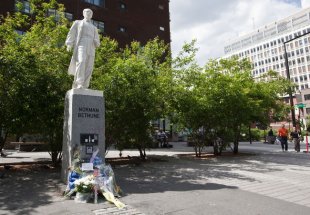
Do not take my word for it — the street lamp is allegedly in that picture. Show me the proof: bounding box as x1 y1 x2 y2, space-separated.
283 30 310 127
283 44 296 127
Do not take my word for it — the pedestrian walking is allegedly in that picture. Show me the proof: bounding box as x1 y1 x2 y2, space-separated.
290 127 301 152
278 124 288 151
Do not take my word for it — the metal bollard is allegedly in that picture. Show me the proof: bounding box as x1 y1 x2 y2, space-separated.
306 132 309 153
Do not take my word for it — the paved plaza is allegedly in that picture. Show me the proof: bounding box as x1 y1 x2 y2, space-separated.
1 141 310 214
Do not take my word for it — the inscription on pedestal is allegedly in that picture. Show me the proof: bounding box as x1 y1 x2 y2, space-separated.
61 89 105 182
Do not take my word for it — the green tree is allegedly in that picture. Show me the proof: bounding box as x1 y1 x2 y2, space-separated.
205 57 291 153
171 40 210 156
0 0 71 163
171 40 291 155
93 38 172 159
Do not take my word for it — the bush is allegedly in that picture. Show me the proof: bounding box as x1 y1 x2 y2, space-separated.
239 128 264 141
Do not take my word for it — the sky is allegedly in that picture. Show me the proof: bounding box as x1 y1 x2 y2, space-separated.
170 0 310 66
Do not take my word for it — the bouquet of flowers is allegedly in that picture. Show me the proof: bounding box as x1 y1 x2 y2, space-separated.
74 175 95 193
64 149 124 207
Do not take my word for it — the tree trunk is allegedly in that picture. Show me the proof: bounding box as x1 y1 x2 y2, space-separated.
138 147 146 160
213 140 219 155
51 151 61 166
233 141 239 154
248 125 252 144
0 131 8 156
233 125 241 154
194 144 198 157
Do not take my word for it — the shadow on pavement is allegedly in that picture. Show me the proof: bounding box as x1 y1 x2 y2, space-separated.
113 152 304 195
113 156 253 195
0 165 61 215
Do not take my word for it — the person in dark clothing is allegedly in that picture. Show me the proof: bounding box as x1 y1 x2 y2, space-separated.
157 130 167 148
267 128 275 144
290 127 301 152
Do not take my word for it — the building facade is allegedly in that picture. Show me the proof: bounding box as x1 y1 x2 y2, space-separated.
0 0 171 48
223 7 310 126
224 7 310 91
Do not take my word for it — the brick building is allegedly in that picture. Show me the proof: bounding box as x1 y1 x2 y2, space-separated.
0 0 171 48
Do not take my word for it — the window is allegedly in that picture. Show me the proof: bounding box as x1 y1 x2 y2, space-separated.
82 0 105 7
119 26 126 32
304 94 310 101
16 30 26 35
65 12 73 21
298 58 301 64
159 26 165 31
120 3 126 10
158 4 164 10
91 20 104 32
15 0 31 14
48 9 73 21
295 41 299 48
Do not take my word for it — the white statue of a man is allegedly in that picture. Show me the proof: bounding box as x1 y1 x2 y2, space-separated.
65 8 100 89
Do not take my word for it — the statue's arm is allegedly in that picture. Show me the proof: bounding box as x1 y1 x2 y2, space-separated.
94 28 100 48
65 21 78 51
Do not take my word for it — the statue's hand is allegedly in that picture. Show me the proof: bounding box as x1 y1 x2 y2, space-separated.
67 45 73 52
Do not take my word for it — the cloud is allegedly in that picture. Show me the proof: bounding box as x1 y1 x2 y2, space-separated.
302 0 310 7
170 0 301 66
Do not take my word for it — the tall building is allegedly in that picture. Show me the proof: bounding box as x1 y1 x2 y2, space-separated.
223 7 310 123
224 7 310 90
0 0 171 48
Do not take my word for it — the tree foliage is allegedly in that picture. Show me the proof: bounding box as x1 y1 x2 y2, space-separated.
0 1 292 161
171 40 291 156
93 38 172 159
0 0 71 162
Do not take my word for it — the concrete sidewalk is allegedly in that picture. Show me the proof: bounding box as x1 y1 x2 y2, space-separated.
2 140 306 165
0 142 194 166
1 142 310 214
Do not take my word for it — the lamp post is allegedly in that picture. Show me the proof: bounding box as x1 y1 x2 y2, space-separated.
283 31 310 127
283 44 296 127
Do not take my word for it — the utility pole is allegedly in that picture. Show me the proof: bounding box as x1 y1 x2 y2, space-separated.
283 30 310 127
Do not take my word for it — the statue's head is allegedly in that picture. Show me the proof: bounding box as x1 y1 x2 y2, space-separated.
83 8 93 20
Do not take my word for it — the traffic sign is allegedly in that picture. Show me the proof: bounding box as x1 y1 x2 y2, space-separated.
295 103 306 108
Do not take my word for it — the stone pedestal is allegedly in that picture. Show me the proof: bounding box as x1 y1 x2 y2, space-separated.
61 89 105 182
